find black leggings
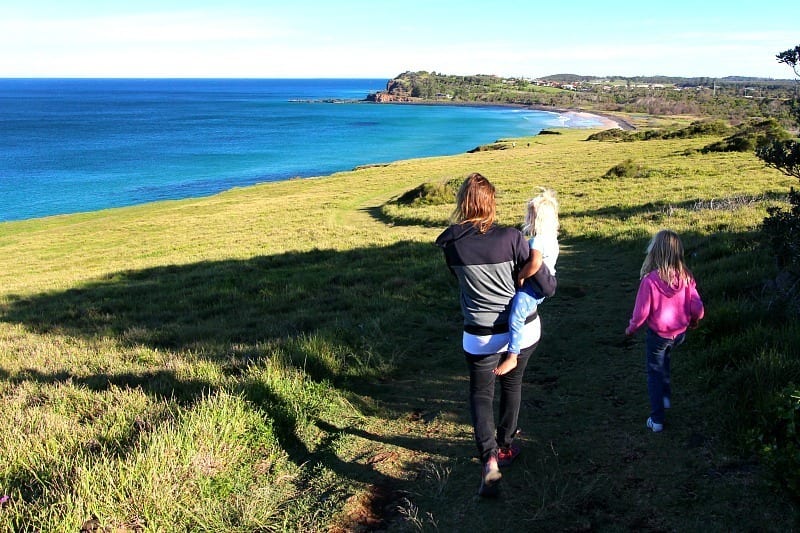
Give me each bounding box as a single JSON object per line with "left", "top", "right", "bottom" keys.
{"left": 464, "top": 342, "right": 538, "bottom": 462}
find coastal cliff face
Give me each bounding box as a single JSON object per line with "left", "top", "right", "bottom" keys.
{"left": 366, "top": 76, "right": 420, "bottom": 102}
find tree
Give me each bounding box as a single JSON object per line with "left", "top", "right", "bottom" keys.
{"left": 756, "top": 45, "right": 800, "bottom": 275}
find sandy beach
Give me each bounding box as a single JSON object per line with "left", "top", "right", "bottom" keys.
{"left": 560, "top": 110, "right": 633, "bottom": 130}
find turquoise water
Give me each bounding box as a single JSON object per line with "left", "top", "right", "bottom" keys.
{"left": 0, "top": 79, "right": 602, "bottom": 222}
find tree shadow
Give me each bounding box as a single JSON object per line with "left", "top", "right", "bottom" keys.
{"left": 0, "top": 240, "right": 472, "bottom": 502}
{"left": 568, "top": 191, "right": 785, "bottom": 221}
{"left": 2, "top": 241, "right": 451, "bottom": 380}
{"left": 361, "top": 205, "right": 449, "bottom": 228}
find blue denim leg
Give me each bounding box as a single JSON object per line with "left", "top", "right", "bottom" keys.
{"left": 645, "top": 329, "right": 685, "bottom": 424}
{"left": 508, "top": 286, "right": 539, "bottom": 355}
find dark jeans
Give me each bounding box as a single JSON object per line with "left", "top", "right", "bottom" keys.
{"left": 645, "top": 328, "right": 685, "bottom": 424}
{"left": 465, "top": 342, "right": 537, "bottom": 462}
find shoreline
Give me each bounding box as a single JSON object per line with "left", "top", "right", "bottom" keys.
{"left": 3, "top": 99, "right": 633, "bottom": 224}
{"left": 363, "top": 97, "right": 636, "bottom": 131}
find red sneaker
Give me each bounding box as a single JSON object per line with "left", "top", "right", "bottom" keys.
{"left": 497, "top": 443, "right": 520, "bottom": 467}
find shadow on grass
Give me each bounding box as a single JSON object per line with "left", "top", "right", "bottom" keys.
{"left": 361, "top": 205, "right": 449, "bottom": 228}
{"left": 1, "top": 240, "right": 451, "bottom": 373}
{"left": 0, "top": 240, "right": 471, "bottom": 497}
{"left": 569, "top": 191, "right": 785, "bottom": 221}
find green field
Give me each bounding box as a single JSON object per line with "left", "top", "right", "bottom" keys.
{"left": 1, "top": 123, "right": 798, "bottom": 531}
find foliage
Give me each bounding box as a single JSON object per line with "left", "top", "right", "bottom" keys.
{"left": 602, "top": 159, "right": 652, "bottom": 179}
{"left": 662, "top": 119, "right": 733, "bottom": 139}
{"left": 751, "top": 386, "right": 800, "bottom": 496}
{"left": 588, "top": 120, "right": 733, "bottom": 143}
{"left": 702, "top": 118, "right": 788, "bottom": 153}
{"left": 756, "top": 45, "right": 800, "bottom": 282}
{"left": 763, "top": 188, "right": 800, "bottom": 274}
{"left": 758, "top": 138, "right": 800, "bottom": 179}
{"left": 393, "top": 177, "right": 462, "bottom": 207}
{"left": 586, "top": 128, "right": 635, "bottom": 142}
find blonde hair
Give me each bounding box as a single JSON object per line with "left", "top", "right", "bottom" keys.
{"left": 453, "top": 172, "right": 496, "bottom": 233}
{"left": 640, "top": 229, "right": 692, "bottom": 283}
{"left": 522, "top": 188, "right": 559, "bottom": 238}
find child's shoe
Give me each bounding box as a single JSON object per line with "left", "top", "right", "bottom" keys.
{"left": 646, "top": 417, "right": 663, "bottom": 433}
{"left": 477, "top": 455, "right": 501, "bottom": 497}
{"left": 497, "top": 443, "right": 521, "bottom": 467}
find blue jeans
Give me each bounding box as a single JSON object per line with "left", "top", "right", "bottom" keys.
{"left": 645, "top": 328, "right": 685, "bottom": 424}
{"left": 465, "top": 342, "right": 537, "bottom": 462}
{"left": 508, "top": 282, "right": 544, "bottom": 355}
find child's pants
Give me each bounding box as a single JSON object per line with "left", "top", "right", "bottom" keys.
{"left": 645, "top": 328, "right": 685, "bottom": 424}
{"left": 508, "top": 282, "right": 544, "bottom": 355}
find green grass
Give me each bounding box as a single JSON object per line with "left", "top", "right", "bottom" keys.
{"left": 1, "top": 126, "right": 798, "bottom": 531}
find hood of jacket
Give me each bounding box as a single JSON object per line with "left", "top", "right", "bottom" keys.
{"left": 646, "top": 270, "right": 687, "bottom": 297}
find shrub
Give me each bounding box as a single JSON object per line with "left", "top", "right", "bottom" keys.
{"left": 603, "top": 159, "right": 652, "bottom": 179}
{"left": 750, "top": 386, "right": 800, "bottom": 497}
{"left": 703, "top": 118, "right": 788, "bottom": 153}
{"left": 662, "top": 119, "right": 733, "bottom": 139}
{"left": 586, "top": 129, "right": 633, "bottom": 142}
{"left": 393, "top": 177, "right": 462, "bottom": 206}
{"left": 467, "top": 142, "right": 511, "bottom": 153}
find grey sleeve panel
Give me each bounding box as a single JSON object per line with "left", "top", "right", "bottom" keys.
{"left": 451, "top": 261, "right": 516, "bottom": 327}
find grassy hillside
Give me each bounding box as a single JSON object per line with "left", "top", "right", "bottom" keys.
{"left": 1, "top": 125, "right": 798, "bottom": 531}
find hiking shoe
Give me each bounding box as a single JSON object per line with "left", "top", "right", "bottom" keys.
{"left": 663, "top": 397, "right": 671, "bottom": 409}
{"left": 647, "top": 417, "right": 663, "bottom": 433}
{"left": 497, "top": 443, "right": 521, "bottom": 467}
{"left": 477, "top": 456, "right": 501, "bottom": 497}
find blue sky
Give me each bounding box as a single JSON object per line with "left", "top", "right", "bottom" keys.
{"left": 2, "top": 0, "right": 798, "bottom": 79}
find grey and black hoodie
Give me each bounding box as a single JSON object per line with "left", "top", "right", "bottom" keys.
{"left": 436, "top": 222, "right": 531, "bottom": 331}
{"left": 436, "top": 222, "right": 557, "bottom": 334}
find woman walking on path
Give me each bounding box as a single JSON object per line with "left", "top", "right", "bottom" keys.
{"left": 625, "top": 229, "right": 705, "bottom": 433}
{"left": 435, "top": 173, "right": 556, "bottom": 497}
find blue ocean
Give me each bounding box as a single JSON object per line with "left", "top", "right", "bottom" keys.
{"left": 0, "top": 79, "right": 603, "bottom": 222}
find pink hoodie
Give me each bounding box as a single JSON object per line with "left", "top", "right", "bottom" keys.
{"left": 626, "top": 270, "right": 705, "bottom": 339}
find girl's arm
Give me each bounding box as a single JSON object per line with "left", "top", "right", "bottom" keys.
{"left": 517, "top": 249, "right": 544, "bottom": 286}
{"left": 625, "top": 277, "right": 652, "bottom": 335}
{"left": 689, "top": 280, "right": 705, "bottom": 327}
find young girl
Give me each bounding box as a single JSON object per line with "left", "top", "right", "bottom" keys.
{"left": 495, "top": 189, "right": 560, "bottom": 376}
{"left": 625, "top": 229, "right": 705, "bottom": 433}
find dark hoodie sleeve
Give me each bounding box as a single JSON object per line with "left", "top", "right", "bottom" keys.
{"left": 525, "top": 261, "right": 557, "bottom": 297}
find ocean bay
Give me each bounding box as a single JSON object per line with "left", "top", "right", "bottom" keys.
{"left": 0, "top": 78, "right": 605, "bottom": 222}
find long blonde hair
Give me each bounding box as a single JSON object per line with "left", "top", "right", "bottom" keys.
{"left": 453, "top": 172, "right": 496, "bottom": 233}
{"left": 640, "top": 229, "right": 692, "bottom": 283}
{"left": 522, "top": 188, "right": 559, "bottom": 238}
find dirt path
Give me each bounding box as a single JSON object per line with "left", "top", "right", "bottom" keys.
{"left": 336, "top": 236, "right": 796, "bottom": 532}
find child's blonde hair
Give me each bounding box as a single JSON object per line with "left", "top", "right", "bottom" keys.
{"left": 522, "top": 188, "right": 559, "bottom": 238}
{"left": 641, "top": 229, "right": 692, "bottom": 283}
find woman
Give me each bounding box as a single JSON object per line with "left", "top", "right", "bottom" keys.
{"left": 435, "top": 172, "right": 555, "bottom": 497}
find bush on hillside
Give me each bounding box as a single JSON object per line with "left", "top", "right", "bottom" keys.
{"left": 393, "top": 177, "right": 462, "bottom": 207}
{"left": 703, "top": 118, "right": 788, "bottom": 153}
{"left": 586, "top": 129, "right": 634, "bottom": 142}
{"left": 603, "top": 159, "right": 652, "bottom": 179}
{"left": 467, "top": 142, "right": 512, "bottom": 153}
{"left": 589, "top": 120, "right": 733, "bottom": 143}
{"left": 663, "top": 119, "right": 733, "bottom": 139}
{"left": 751, "top": 386, "right": 800, "bottom": 496}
